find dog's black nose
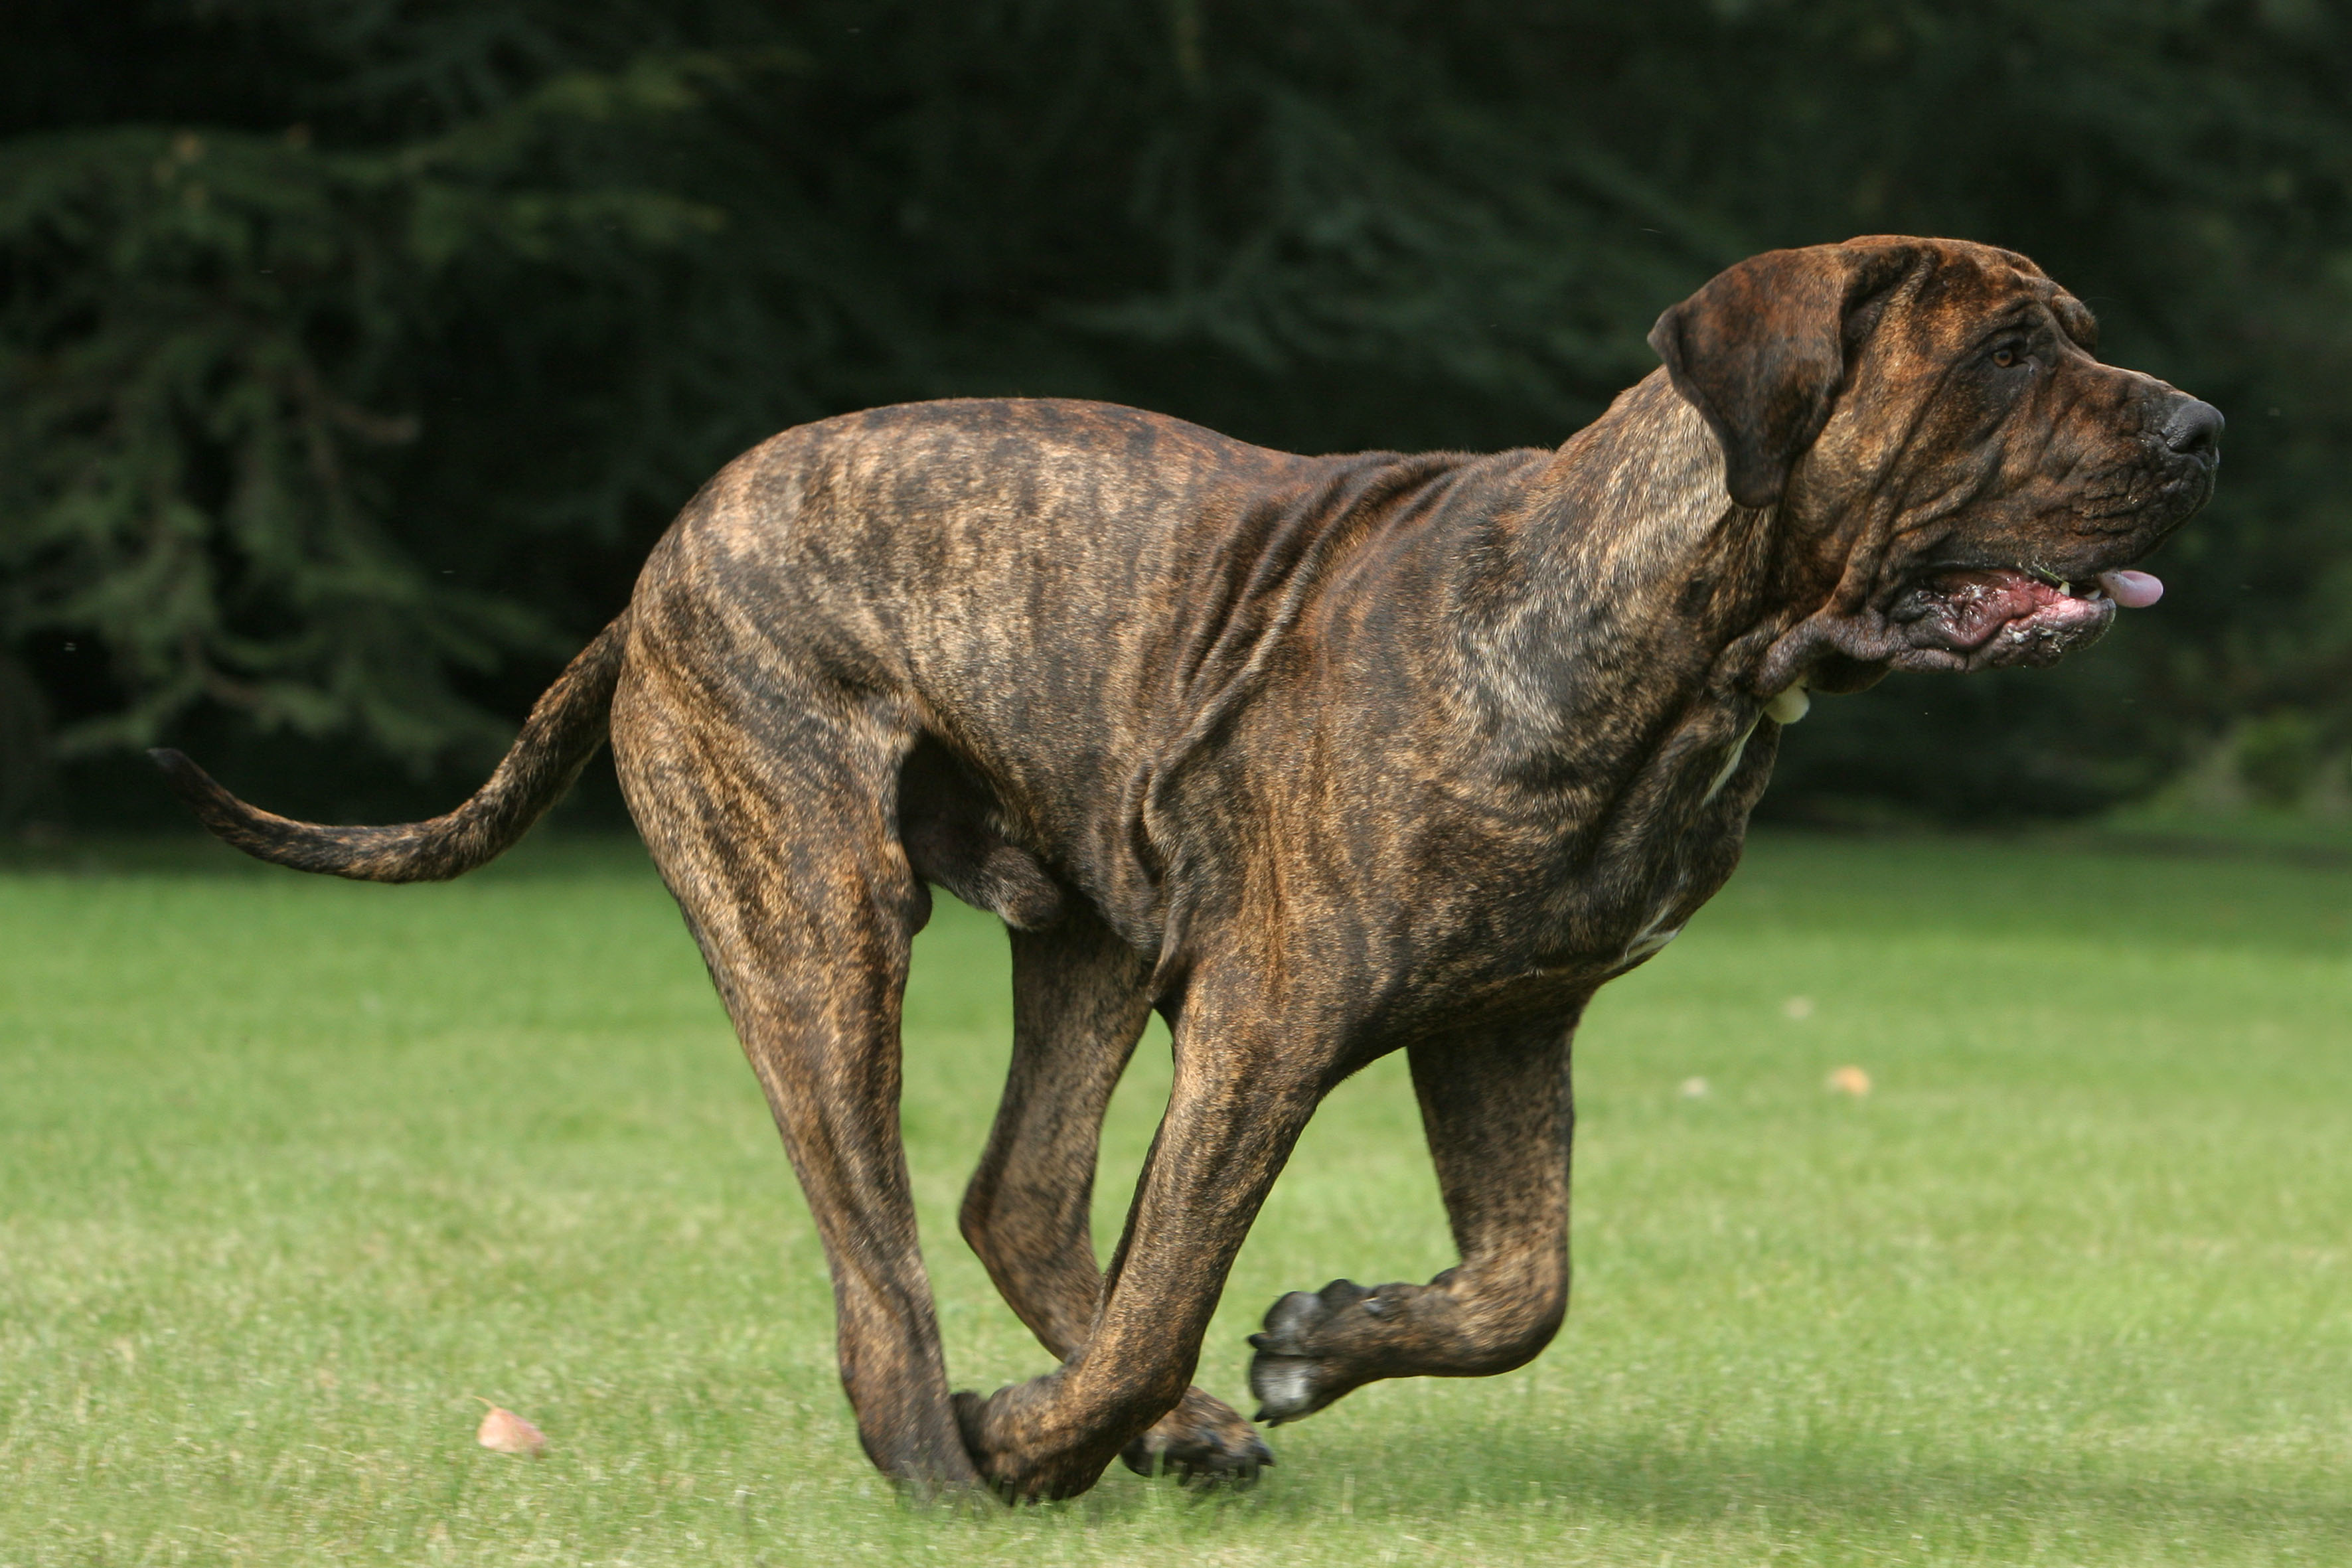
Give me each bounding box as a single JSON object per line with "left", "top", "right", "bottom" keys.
{"left": 2162, "top": 398, "right": 2225, "bottom": 457}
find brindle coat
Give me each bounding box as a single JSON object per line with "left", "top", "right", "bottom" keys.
{"left": 156, "top": 237, "right": 2219, "bottom": 1500}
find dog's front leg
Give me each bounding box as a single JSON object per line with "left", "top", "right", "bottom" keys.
{"left": 952, "top": 969, "right": 1338, "bottom": 1500}
{"left": 1247, "top": 1009, "right": 1579, "bottom": 1424}
{"left": 959, "top": 912, "right": 1271, "bottom": 1484}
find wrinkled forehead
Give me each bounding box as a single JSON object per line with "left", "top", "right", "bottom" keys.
{"left": 1881, "top": 239, "right": 2100, "bottom": 353}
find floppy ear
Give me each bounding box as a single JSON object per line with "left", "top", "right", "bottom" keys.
{"left": 1648, "top": 242, "right": 1919, "bottom": 510}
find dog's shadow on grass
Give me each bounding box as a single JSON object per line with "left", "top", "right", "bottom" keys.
{"left": 1042, "top": 1423, "right": 2348, "bottom": 1552}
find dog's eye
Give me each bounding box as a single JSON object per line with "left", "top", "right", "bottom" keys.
{"left": 1991, "top": 344, "right": 2024, "bottom": 369}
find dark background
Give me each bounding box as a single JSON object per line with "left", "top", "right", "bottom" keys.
{"left": 5, "top": 1, "right": 2349, "bottom": 832}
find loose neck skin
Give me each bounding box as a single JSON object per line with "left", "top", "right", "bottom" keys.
{"left": 1452, "top": 370, "right": 1794, "bottom": 782}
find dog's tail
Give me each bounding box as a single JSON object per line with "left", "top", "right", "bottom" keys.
{"left": 150, "top": 611, "right": 633, "bottom": 884}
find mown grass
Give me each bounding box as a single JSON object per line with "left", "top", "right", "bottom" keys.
{"left": 1, "top": 830, "right": 2347, "bottom": 1565}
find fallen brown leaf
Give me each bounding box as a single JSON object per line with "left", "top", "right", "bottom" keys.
{"left": 473, "top": 1397, "right": 547, "bottom": 1458}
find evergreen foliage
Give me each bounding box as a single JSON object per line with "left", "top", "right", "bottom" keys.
{"left": 5, "top": 1, "right": 2349, "bottom": 822}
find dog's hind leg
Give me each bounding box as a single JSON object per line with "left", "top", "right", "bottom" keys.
{"left": 1245, "top": 1011, "right": 1578, "bottom": 1425}
{"left": 613, "top": 665, "right": 979, "bottom": 1492}
{"left": 959, "top": 909, "right": 1271, "bottom": 1483}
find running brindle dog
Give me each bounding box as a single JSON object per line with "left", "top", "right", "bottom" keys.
{"left": 157, "top": 236, "right": 2221, "bottom": 1500}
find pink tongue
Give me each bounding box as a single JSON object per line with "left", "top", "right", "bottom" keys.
{"left": 2098, "top": 570, "right": 2163, "bottom": 609}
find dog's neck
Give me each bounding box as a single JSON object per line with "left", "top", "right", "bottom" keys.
{"left": 1454, "top": 370, "right": 1788, "bottom": 770}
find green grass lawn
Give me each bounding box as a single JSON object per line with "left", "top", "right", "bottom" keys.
{"left": 1, "top": 830, "right": 2346, "bottom": 1566}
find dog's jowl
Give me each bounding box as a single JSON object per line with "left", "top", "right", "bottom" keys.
{"left": 156, "top": 238, "right": 2219, "bottom": 1500}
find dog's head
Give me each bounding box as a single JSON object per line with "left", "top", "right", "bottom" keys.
{"left": 1649, "top": 236, "right": 2219, "bottom": 688}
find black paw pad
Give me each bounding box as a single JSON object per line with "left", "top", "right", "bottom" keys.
{"left": 1247, "top": 1278, "right": 1370, "bottom": 1425}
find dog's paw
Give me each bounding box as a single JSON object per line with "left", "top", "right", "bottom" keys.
{"left": 1121, "top": 1386, "right": 1273, "bottom": 1485}
{"left": 953, "top": 1379, "right": 1116, "bottom": 1502}
{"left": 1247, "top": 1277, "right": 1387, "bottom": 1425}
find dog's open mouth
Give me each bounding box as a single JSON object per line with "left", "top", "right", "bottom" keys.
{"left": 1887, "top": 566, "right": 2163, "bottom": 670}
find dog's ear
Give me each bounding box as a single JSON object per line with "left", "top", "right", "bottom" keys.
{"left": 1648, "top": 242, "right": 1920, "bottom": 510}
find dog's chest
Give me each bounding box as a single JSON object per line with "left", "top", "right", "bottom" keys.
{"left": 1541, "top": 863, "right": 1721, "bottom": 979}
{"left": 1385, "top": 827, "right": 1743, "bottom": 1030}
